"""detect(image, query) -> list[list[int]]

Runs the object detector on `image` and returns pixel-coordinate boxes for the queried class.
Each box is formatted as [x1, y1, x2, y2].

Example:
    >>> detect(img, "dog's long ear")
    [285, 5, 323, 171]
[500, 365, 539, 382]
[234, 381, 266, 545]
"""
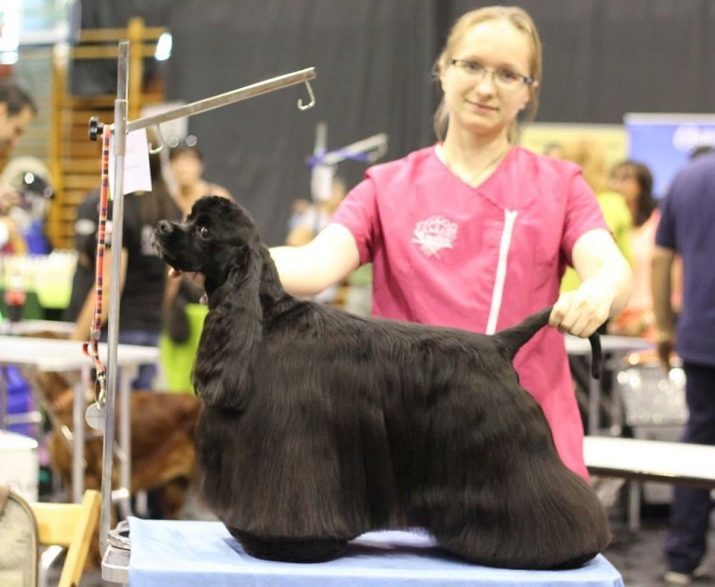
[192, 243, 263, 410]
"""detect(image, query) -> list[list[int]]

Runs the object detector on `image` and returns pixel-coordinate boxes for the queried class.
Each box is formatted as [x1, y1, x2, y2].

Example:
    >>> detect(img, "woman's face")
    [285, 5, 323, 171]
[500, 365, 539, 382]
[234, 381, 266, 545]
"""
[609, 166, 640, 208]
[171, 152, 203, 187]
[440, 19, 535, 141]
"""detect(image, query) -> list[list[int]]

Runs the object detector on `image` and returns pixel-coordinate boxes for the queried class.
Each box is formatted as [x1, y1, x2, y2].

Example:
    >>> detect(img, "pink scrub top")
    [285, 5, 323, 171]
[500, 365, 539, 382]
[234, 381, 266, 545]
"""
[332, 145, 607, 478]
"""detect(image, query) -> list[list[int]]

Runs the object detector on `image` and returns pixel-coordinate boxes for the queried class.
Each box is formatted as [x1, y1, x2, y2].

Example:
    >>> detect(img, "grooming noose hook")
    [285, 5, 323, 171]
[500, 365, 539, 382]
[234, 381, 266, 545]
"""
[148, 124, 167, 154]
[297, 80, 316, 111]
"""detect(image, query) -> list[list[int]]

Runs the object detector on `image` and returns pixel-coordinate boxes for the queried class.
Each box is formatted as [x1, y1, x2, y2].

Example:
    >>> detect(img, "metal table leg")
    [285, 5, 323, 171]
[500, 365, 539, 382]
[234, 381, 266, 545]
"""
[72, 366, 90, 503]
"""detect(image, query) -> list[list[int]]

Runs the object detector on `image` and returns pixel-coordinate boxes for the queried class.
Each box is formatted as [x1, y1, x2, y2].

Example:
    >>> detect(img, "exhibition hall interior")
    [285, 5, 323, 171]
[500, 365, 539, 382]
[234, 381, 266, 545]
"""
[0, 1, 714, 586]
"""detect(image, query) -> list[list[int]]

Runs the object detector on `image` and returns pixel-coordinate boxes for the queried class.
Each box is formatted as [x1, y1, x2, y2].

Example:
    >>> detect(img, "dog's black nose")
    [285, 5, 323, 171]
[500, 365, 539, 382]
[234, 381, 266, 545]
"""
[156, 220, 174, 235]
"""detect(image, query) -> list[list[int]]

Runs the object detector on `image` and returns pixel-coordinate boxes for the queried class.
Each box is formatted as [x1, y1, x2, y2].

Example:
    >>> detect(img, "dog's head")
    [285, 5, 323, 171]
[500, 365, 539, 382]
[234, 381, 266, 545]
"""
[155, 195, 273, 410]
[153, 195, 260, 290]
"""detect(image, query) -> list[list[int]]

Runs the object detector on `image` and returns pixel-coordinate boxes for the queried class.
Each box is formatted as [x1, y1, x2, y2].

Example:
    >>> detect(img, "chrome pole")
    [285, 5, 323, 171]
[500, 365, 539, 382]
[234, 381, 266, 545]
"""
[100, 40, 129, 555]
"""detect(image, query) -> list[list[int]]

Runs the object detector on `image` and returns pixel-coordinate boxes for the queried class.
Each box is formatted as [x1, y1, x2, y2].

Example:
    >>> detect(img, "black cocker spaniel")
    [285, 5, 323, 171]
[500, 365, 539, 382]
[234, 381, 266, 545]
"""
[153, 195, 609, 569]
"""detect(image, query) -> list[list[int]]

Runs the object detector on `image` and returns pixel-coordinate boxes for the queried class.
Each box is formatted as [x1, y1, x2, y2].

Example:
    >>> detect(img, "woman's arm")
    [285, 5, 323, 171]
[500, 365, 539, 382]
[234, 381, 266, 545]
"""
[550, 228, 632, 337]
[270, 223, 360, 297]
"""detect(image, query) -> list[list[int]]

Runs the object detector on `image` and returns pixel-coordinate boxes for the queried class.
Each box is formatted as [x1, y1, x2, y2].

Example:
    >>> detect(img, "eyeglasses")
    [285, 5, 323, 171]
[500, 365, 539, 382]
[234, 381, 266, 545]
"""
[448, 59, 534, 89]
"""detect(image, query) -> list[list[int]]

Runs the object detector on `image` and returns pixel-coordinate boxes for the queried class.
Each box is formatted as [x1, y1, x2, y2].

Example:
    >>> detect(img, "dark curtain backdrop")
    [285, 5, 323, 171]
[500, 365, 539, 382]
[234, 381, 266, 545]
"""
[78, 0, 715, 245]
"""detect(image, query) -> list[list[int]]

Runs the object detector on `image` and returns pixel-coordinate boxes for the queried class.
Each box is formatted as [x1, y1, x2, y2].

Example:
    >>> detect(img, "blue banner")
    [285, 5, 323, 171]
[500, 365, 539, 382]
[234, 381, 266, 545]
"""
[624, 114, 715, 198]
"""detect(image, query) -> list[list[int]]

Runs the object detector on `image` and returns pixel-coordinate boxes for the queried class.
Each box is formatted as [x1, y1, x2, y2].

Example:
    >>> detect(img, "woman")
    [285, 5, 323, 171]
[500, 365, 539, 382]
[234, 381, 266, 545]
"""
[609, 160, 680, 339]
[71, 152, 182, 389]
[186, 6, 632, 477]
[558, 137, 633, 282]
[169, 144, 231, 215]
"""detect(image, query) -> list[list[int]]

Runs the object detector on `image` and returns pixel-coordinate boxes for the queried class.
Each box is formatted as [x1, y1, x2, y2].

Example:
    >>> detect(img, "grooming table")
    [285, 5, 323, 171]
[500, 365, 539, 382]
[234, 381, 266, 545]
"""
[0, 335, 159, 505]
[0, 319, 76, 336]
[584, 436, 715, 531]
[102, 518, 624, 586]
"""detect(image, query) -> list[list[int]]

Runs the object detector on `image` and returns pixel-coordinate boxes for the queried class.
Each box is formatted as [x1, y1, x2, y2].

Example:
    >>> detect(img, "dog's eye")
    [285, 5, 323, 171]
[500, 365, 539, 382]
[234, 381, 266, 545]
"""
[198, 226, 210, 240]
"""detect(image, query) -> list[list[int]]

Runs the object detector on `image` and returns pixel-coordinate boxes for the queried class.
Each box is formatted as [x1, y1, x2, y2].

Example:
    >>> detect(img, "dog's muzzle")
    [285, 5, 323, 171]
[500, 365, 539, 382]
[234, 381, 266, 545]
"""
[155, 220, 175, 237]
[152, 220, 177, 262]
[152, 220, 205, 277]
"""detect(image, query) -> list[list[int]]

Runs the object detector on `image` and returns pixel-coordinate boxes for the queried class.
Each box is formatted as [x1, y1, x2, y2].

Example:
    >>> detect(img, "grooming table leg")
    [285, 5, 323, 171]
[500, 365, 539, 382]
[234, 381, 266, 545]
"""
[627, 481, 641, 532]
[72, 368, 89, 503]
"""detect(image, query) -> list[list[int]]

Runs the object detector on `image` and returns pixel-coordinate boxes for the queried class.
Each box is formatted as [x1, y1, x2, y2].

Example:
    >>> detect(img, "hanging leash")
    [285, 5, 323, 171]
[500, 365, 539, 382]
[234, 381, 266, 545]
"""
[82, 124, 112, 414]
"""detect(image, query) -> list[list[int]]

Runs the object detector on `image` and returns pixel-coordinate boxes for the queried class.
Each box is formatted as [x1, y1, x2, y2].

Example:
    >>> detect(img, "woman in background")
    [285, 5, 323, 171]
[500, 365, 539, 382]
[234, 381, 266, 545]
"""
[558, 137, 633, 297]
[70, 152, 181, 389]
[169, 144, 231, 215]
[609, 160, 680, 338]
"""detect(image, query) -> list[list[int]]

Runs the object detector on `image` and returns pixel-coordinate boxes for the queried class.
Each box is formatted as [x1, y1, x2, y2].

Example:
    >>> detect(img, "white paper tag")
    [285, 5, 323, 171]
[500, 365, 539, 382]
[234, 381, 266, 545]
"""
[108, 128, 152, 198]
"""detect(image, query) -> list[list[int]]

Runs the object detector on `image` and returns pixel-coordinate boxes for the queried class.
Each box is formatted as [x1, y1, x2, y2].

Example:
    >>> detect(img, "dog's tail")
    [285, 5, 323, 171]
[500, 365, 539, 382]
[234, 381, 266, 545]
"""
[495, 306, 602, 379]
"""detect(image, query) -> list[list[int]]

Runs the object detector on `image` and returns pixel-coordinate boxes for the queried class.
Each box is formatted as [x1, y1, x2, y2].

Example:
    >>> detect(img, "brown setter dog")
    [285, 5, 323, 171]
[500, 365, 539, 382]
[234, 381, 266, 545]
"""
[34, 371, 200, 519]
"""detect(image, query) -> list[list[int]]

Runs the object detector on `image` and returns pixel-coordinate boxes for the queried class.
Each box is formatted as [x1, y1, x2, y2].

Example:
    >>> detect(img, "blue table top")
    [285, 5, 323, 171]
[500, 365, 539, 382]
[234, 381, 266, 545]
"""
[128, 518, 624, 587]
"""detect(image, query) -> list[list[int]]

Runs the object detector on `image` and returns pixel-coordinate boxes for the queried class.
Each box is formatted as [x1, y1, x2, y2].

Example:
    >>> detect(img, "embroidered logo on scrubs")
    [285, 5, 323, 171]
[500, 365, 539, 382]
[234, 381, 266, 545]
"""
[412, 215, 458, 256]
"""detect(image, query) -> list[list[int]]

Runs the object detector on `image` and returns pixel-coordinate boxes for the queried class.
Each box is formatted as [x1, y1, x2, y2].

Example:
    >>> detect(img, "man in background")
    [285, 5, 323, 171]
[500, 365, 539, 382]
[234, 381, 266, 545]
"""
[652, 147, 715, 586]
[0, 80, 36, 152]
[0, 80, 37, 249]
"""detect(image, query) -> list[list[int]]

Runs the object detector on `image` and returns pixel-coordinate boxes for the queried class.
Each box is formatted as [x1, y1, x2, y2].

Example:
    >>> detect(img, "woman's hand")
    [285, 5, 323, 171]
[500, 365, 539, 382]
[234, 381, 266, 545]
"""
[168, 268, 207, 304]
[168, 267, 205, 288]
[556, 228, 633, 337]
[550, 278, 613, 338]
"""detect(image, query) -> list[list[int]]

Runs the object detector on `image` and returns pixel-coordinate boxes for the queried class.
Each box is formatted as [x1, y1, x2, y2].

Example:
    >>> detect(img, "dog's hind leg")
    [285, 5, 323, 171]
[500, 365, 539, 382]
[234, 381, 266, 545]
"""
[227, 527, 349, 563]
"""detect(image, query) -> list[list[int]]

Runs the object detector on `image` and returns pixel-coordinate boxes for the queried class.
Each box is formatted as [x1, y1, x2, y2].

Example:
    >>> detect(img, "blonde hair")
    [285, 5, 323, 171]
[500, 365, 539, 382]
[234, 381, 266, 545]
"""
[559, 138, 608, 193]
[433, 5, 543, 143]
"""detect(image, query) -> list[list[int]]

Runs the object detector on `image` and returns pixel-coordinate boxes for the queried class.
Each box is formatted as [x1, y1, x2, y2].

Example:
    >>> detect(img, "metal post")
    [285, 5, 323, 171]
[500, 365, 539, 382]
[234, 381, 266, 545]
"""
[100, 40, 129, 555]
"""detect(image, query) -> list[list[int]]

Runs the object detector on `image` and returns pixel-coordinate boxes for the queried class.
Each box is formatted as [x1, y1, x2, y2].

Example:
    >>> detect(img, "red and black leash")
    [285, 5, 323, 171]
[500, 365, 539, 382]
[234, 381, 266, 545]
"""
[82, 124, 111, 403]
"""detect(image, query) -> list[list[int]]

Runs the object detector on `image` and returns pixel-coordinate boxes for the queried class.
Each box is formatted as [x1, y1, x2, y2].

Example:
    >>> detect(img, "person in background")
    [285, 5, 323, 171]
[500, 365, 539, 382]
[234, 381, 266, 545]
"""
[169, 143, 231, 216]
[0, 80, 36, 152]
[285, 176, 349, 305]
[652, 148, 715, 587]
[70, 151, 182, 389]
[558, 138, 632, 297]
[0, 80, 37, 252]
[63, 186, 101, 323]
[286, 176, 347, 247]
[162, 142, 233, 348]
[609, 160, 680, 338]
[542, 141, 563, 158]
[287, 198, 313, 233]
[263, 5, 632, 478]
[688, 144, 712, 160]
